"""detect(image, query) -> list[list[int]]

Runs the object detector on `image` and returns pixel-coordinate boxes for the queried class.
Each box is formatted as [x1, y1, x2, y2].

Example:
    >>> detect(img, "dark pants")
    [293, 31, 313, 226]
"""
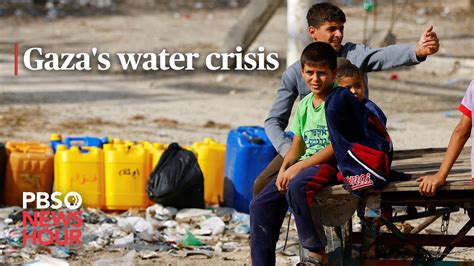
[249, 165, 338, 266]
[252, 154, 283, 197]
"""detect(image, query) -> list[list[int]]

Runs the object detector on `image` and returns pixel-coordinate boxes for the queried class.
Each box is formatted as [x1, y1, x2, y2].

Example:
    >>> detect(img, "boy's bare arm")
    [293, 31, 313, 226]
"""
[294, 144, 335, 170]
[276, 136, 304, 192]
[417, 115, 472, 196]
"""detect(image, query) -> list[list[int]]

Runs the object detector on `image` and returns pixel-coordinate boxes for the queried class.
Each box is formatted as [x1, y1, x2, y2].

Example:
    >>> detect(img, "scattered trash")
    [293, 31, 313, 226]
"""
[92, 250, 136, 266]
[181, 230, 203, 247]
[114, 233, 134, 246]
[214, 207, 235, 222]
[352, 213, 362, 232]
[146, 204, 177, 221]
[82, 208, 116, 224]
[175, 208, 212, 222]
[0, 207, 21, 219]
[116, 217, 153, 235]
[184, 249, 213, 258]
[390, 73, 399, 81]
[128, 242, 172, 252]
[49, 246, 72, 259]
[191, 228, 212, 236]
[137, 250, 160, 259]
[200, 217, 225, 236]
[234, 224, 250, 235]
[0, 204, 253, 263]
[25, 254, 69, 266]
[222, 242, 240, 252]
[162, 220, 177, 228]
[232, 212, 250, 224]
[214, 241, 223, 254]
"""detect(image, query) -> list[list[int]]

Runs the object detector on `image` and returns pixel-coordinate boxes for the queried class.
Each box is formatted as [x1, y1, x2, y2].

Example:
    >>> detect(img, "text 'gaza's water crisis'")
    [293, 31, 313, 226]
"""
[21, 46, 280, 71]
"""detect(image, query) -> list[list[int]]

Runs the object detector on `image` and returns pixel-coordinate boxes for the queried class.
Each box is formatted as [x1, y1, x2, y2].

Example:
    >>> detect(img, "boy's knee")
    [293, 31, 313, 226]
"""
[287, 175, 306, 195]
[253, 174, 270, 197]
[249, 197, 262, 214]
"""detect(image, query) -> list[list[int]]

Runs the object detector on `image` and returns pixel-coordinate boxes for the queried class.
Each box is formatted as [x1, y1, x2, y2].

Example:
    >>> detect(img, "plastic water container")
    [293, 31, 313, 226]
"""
[3, 141, 54, 207]
[224, 126, 277, 213]
[103, 144, 150, 210]
[54, 145, 104, 208]
[149, 143, 167, 170]
[50, 134, 109, 153]
[192, 138, 226, 205]
[0, 143, 7, 205]
[135, 141, 167, 207]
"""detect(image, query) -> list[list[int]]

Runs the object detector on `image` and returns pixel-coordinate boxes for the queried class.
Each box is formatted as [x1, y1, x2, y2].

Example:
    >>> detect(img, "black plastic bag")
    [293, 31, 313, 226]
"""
[147, 143, 205, 209]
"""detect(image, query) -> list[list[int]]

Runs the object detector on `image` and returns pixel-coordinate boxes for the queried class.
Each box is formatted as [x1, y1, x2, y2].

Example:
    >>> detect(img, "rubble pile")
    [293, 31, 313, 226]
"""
[0, 204, 253, 264]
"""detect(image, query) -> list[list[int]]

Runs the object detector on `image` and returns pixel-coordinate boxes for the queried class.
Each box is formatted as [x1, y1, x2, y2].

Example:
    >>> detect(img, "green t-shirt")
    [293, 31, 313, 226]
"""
[290, 92, 330, 160]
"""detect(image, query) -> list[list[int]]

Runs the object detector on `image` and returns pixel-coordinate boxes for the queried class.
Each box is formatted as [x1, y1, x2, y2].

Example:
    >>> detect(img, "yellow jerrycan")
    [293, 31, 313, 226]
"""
[148, 143, 166, 170]
[136, 141, 166, 207]
[54, 145, 104, 208]
[192, 138, 226, 205]
[103, 144, 150, 210]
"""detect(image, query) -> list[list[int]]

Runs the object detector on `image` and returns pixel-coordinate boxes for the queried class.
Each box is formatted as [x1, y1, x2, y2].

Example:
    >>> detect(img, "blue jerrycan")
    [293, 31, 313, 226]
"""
[224, 126, 277, 213]
[50, 134, 109, 153]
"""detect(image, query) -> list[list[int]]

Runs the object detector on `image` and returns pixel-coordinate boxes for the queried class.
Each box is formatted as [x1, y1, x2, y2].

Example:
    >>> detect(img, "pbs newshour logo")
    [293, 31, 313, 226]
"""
[22, 192, 83, 246]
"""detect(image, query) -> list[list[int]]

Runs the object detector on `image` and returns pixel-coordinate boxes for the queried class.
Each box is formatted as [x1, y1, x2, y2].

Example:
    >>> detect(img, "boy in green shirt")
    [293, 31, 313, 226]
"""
[250, 42, 338, 266]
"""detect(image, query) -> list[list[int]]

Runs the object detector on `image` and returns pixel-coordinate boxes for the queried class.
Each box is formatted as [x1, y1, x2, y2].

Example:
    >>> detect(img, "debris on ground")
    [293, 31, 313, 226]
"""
[0, 204, 252, 264]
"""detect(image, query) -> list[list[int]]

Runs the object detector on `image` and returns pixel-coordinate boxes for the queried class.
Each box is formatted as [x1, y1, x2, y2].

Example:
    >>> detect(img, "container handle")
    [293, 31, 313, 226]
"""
[65, 138, 86, 147]
[242, 131, 264, 144]
[22, 146, 48, 153]
[79, 146, 95, 153]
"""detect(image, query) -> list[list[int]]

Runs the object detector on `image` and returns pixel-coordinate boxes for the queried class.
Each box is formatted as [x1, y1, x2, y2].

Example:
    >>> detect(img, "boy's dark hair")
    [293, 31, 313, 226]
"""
[300, 42, 337, 71]
[336, 63, 361, 80]
[307, 3, 346, 28]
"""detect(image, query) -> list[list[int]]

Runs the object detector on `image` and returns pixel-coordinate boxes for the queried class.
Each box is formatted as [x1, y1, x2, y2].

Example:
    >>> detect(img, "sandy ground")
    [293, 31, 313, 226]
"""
[0, 1, 473, 265]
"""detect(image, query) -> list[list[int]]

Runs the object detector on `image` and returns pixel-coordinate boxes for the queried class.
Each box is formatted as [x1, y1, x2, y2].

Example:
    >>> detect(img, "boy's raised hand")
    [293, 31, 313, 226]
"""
[416, 173, 447, 197]
[415, 25, 439, 58]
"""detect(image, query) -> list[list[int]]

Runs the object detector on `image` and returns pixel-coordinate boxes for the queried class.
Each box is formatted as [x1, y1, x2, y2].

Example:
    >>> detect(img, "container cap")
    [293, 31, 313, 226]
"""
[50, 134, 62, 141]
[152, 143, 165, 149]
[56, 144, 68, 151]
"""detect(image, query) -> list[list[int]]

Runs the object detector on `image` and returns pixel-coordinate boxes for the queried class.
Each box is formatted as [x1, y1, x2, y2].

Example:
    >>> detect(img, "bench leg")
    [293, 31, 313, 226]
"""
[438, 208, 474, 261]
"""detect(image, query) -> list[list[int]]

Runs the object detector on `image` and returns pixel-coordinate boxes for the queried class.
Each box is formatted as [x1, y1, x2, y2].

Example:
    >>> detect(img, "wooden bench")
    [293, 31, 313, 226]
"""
[314, 147, 474, 265]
